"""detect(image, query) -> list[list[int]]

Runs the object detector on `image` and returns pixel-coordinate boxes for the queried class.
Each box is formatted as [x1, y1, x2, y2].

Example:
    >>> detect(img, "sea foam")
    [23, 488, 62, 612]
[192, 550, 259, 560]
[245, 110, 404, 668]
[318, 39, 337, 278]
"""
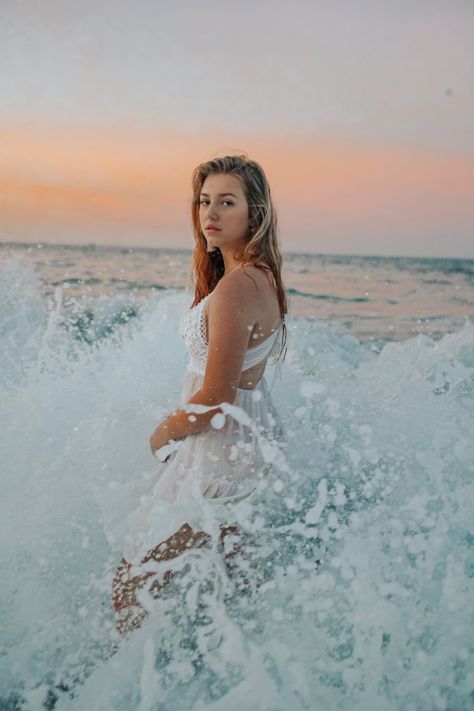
[1, 257, 473, 710]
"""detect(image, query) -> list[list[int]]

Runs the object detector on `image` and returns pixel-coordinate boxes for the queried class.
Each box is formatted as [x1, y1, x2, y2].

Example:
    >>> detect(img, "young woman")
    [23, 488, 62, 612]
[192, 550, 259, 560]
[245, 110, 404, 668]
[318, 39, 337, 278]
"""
[109, 155, 287, 634]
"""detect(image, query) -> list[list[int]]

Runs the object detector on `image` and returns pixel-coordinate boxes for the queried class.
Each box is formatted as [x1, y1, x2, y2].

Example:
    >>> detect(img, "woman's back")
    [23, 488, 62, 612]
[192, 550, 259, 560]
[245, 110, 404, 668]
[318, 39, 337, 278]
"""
[205, 264, 281, 389]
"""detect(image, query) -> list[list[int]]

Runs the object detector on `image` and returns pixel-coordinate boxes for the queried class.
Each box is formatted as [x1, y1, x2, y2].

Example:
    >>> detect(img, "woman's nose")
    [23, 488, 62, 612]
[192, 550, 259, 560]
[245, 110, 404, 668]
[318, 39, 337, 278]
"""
[207, 201, 220, 219]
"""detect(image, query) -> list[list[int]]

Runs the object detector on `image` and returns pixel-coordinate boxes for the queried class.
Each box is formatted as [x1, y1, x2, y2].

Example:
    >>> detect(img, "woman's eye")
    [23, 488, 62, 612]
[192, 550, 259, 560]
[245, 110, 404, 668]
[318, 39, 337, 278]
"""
[199, 200, 233, 206]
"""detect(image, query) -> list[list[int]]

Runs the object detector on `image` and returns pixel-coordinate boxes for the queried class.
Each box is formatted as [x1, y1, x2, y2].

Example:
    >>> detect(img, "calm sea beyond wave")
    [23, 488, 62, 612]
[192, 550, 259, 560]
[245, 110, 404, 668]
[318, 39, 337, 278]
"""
[1, 241, 474, 710]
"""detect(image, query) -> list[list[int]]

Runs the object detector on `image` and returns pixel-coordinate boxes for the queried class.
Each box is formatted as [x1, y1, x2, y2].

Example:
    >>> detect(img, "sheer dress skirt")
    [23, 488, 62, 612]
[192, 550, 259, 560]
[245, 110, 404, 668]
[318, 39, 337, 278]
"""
[100, 367, 284, 564]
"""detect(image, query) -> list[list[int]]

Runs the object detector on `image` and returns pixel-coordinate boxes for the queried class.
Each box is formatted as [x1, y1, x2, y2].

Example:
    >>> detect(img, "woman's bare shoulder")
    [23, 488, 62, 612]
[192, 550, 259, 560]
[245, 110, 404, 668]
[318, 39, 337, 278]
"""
[229, 263, 274, 291]
[214, 265, 254, 294]
[211, 264, 276, 315]
[241, 263, 278, 295]
[208, 268, 258, 324]
[208, 264, 279, 337]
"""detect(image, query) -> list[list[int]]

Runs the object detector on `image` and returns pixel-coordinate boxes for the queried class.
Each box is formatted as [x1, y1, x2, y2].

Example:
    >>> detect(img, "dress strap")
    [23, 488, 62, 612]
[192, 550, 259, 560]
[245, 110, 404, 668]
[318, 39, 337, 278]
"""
[242, 328, 280, 372]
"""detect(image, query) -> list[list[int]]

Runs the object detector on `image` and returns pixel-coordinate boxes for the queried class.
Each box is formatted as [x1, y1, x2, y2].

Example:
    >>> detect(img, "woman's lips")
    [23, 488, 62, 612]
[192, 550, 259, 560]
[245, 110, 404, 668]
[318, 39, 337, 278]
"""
[205, 227, 221, 232]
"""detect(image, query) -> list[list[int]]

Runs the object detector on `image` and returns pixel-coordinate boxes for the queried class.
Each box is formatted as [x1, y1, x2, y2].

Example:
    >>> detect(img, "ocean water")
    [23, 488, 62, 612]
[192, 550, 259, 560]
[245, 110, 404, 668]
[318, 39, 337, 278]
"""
[1, 241, 474, 710]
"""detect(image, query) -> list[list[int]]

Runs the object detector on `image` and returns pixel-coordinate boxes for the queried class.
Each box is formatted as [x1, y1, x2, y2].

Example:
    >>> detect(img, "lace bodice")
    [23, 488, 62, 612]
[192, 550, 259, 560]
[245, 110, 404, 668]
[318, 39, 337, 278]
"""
[179, 295, 210, 375]
[179, 293, 280, 377]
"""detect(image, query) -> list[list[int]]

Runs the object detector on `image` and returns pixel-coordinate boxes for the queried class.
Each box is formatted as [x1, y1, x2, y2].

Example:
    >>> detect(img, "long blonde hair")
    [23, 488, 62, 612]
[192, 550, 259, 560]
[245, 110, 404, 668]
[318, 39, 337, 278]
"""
[190, 154, 287, 360]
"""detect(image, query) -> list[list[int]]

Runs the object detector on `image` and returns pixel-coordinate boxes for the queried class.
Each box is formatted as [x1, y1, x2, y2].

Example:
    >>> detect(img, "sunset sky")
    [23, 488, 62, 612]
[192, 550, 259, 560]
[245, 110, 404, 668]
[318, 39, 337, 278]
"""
[1, 0, 473, 258]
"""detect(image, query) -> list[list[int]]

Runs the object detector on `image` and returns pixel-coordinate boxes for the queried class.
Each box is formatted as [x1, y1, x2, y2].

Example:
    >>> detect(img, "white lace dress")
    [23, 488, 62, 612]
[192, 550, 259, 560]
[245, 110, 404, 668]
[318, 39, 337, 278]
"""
[101, 293, 284, 564]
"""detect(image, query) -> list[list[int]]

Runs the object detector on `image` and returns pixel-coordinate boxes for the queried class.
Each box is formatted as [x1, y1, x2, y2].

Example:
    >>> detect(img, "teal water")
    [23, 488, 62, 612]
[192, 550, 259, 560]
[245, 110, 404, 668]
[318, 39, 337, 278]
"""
[1, 242, 473, 710]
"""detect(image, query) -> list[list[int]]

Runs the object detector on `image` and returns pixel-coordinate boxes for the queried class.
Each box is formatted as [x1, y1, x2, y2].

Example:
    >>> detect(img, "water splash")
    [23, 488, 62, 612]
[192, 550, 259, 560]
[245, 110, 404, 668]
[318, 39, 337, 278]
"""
[1, 258, 473, 710]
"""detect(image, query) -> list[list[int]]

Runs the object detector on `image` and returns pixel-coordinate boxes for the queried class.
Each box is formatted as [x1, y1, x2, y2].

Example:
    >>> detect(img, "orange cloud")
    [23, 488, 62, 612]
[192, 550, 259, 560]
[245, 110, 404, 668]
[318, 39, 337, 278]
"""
[0, 123, 472, 250]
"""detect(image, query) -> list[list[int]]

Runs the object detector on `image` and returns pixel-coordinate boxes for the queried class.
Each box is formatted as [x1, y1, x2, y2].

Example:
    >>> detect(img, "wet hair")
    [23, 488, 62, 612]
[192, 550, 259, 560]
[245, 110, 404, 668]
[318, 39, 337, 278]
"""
[190, 154, 287, 360]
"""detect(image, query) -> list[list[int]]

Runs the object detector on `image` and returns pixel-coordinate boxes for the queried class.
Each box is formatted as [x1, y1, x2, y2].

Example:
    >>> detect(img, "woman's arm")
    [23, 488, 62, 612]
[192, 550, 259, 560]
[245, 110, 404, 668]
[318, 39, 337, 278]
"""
[149, 269, 260, 456]
[148, 396, 222, 457]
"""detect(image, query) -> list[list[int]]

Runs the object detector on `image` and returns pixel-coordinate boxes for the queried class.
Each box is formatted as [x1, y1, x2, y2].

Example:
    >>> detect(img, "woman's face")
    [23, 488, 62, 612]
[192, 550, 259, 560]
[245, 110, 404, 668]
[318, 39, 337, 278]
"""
[199, 173, 249, 253]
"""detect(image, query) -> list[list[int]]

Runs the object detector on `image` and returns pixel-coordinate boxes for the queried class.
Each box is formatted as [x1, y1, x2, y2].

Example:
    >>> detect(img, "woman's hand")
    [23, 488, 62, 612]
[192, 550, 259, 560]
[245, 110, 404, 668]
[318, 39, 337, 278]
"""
[149, 421, 184, 462]
[149, 422, 169, 457]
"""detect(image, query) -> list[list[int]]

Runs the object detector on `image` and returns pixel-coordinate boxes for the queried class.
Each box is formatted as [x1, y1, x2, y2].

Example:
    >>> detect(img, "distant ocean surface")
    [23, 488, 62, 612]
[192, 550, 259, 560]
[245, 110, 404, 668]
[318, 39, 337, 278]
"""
[1, 241, 474, 710]
[1, 241, 473, 346]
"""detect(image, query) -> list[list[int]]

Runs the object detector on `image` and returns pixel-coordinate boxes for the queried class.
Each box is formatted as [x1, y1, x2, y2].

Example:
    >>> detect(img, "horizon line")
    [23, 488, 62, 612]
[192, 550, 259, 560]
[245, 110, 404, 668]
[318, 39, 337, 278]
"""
[1, 239, 473, 263]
